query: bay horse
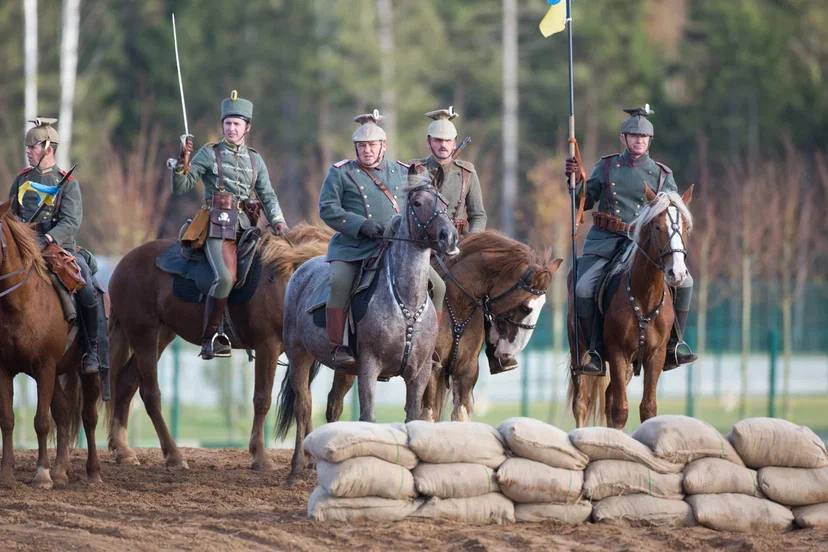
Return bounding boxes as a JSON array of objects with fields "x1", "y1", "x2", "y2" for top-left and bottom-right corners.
[
  {"x1": 275, "y1": 179, "x2": 459, "y2": 481},
  {"x1": 105, "y1": 224, "x2": 331, "y2": 471},
  {"x1": 0, "y1": 202, "x2": 101, "y2": 488},
  {"x1": 324, "y1": 231, "x2": 562, "y2": 423},
  {"x1": 568, "y1": 186, "x2": 693, "y2": 428}
]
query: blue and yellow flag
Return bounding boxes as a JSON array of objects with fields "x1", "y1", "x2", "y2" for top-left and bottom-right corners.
[
  {"x1": 539, "y1": 0, "x2": 566, "y2": 38},
  {"x1": 18, "y1": 180, "x2": 60, "y2": 209}
]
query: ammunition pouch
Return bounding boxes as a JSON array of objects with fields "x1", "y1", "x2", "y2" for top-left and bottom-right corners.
[
  {"x1": 241, "y1": 198, "x2": 262, "y2": 227},
  {"x1": 42, "y1": 242, "x2": 86, "y2": 294},
  {"x1": 593, "y1": 211, "x2": 632, "y2": 235},
  {"x1": 180, "y1": 208, "x2": 210, "y2": 250},
  {"x1": 208, "y1": 191, "x2": 239, "y2": 240}
]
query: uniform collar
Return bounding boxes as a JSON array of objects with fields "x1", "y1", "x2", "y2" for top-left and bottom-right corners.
[
  {"x1": 620, "y1": 150, "x2": 650, "y2": 167},
  {"x1": 30, "y1": 164, "x2": 58, "y2": 175},
  {"x1": 358, "y1": 158, "x2": 387, "y2": 172},
  {"x1": 427, "y1": 154, "x2": 453, "y2": 170},
  {"x1": 220, "y1": 139, "x2": 247, "y2": 153}
]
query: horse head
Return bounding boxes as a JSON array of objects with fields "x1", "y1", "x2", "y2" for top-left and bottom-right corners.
[
  {"x1": 637, "y1": 185, "x2": 694, "y2": 287},
  {"x1": 403, "y1": 173, "x2": 459, "y2": 256}
]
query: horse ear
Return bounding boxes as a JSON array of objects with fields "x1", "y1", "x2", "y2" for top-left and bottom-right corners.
[
  {"x1": 644, "y1": 185, "x2": 657, "y2": 203},
  {"x1": 550, "y1": 257, "x2": 564, "y2": 272},
  {"x1": 681, "y1": 183, "x2": 695, "y2": 206}
]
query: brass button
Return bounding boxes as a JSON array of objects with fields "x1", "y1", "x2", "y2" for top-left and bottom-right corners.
[
  {"x1": 615, "y1": 209, "x2": 620, "y2": 214},
  {"x1": 363, "y1": 194, "x2": 368, "y2": 199},
  {"x1": 368, "y1": 214, "x2": 372, "y2": 218},
  {"x1": 610, "y1": 182, "x2": 616, "y2": 187}
]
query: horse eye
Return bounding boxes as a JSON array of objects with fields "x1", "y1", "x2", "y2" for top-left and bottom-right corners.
[
  {"x1": 519, "y1": 305, "x2": 532, "y2": 316},
  {"x1": 412, "y1": 200, "x2": 422, "y2": 207}
]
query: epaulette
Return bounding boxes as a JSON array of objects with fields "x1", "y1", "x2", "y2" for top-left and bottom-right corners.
[
  {"x1": 396, "y1": 160, "x2": 410, "y2": 170},
  {"x1": 654, "y1": 160, "x2": 672, "y2": 174},
  {"x1": 333, "y1": 159, "x2": 351, "y2": 168},
  {"x1": 600, "y1": 153, "x2": 619, "y2": 160},
  {"x1": 57, "y1": 168, "x2": 75, "y2": 181},
  {"x1": 17, "y1": 166, "x2": 34, "y2": 177},
  {"x1": 453, "y1": 159, "x2": 475, "y2": 172},
  {"x1": 246, "y1": 146, "x2": 258, "y2": 154}
]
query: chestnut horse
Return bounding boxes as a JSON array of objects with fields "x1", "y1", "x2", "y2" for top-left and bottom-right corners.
[
  {"x1": 324, "y1": 231, "x2": 562, "y2": 423},
  {"x1": 568, "y1": 186, "x2": 693, "y2": 428},
  {"x1": 0, "y1": 202, "x2": 101, "y2": 488},
  {"x1": 105, "y1": 224, "x2": 330, "y2": 471}
]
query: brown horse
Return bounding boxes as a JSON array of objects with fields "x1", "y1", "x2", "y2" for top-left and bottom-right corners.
[
  {"x1": 568, "y1": 186, "x2": 693, "y2": 428},
  {"x1": 105, "y1": 224, "x2": 330, "y2": 470},
  {"x1": 324, "y1": 231, "x2": 563, "y2": 423},
  {"x1": 0, "y1": 202, "x2": 101, "y2": 488}
]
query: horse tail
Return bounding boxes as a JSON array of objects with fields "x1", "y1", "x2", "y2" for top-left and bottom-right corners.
[
  {"x1": 105, "y1": 316, "x2": 132, "y2": 436},
  {"x1": 275, "y1": 358, "x2": 319, "y2": 441},
  {"x1": 55, "y1": 367, "x2": 83, "y2": 445}
]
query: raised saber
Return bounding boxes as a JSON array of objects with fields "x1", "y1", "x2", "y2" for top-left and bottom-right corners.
[{"x1": 171, "y1": 13, "x2": 189, "y2": 137}]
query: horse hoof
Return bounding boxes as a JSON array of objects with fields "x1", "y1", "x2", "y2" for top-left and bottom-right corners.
[
  {"x1": 251, "y1": 458, "x2": 274, "y2": 472},
  {"x1": 0, "y1": 473, "x2": 16, "y2": 488},
  {"x1": 165, "y1": 457, "x2": 189, "y2": 470},
  {"x1": 31, "y1": 467, "x2": 53, "y2": 489},
  {"x1": 113, "y1": 448, "x2": 140, "y2": 466},
  {"x1": 52, "y1": 472, "x2": 69, "y2": 488},
  {"x1": 87, "y1": 472, "x2": 103, "y2": 486}
]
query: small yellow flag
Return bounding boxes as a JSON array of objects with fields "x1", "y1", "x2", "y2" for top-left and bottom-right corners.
[{"x1": 539, "y1": 0, "x2": 567, "y2": 38}]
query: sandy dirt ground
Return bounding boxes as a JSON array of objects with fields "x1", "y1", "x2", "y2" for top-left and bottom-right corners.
[{"x1": 0, "y1": 448, "x2": 825, "y2": 551}]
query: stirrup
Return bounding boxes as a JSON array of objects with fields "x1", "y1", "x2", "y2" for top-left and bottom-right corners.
[
  {"x1": 664, "y1": 340, "x2": 696, "y2": 371},
  {"x1": 211, "y1": 332, "x2": 232, "y2": 358},
  {"x1": 576, "y1": 349, "x2": 605, "y2": 376},
  {"x1": 331, "y1": 345, "x2": 357, "y2": 371}
]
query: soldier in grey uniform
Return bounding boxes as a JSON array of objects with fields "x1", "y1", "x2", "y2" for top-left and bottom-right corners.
[
  {"x1": 565, "y1": 105, "x2": 696, "y2": 374},
  {"x1": 319, "y1": 110, "x2": 408, "y2": 369},
  {"x1": 171, "y1": 90, "x2": 288, "y2": 359},
  {"x1": 9, "y1": 118, "x2": 107, "y2": 375}
]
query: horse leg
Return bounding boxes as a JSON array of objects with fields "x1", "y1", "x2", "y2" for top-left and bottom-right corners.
[
  {"x1": 358, "y1": 361, "x2": 381, "y2": 423},
  {"x1": 404, "y1": 360, "x2": 431, "y2": 423},
  {"x1": 0, "y1": 370, "x2": 15, "y2": 488},
  {"x1": 326, "y1": 372, "x2": 355, "y2": 423},
  {"x1": 249, "y1": 345, "x2": 277, "y2": 471},
  {"x1": 287, "y1": 352, "x2": 314, "y2": 484},
  {"x1": 604, "y1": 349, "x2": 629, "y2": 430},
  {"x1": 571, "y1": 374, "x2": 590, "y2": 428},
  {"x1": 31, "y1": 371, "x2": 56, "y2": 489},
  {"x1": 450, "y1": 363, "x2": 479, "y2": 422},
  {"x1": 109, "y1": 354, "x2": 141, "y2": 465},
  {"x1": 134, "y1": 344, "x2": 186, "y2": 469},
  {"x1": 640, "y1": 351, "x2": 665, "y2": 422},
  {"x1": 49, "y1": 379, "x2": 71, "y2": 487},
  {"x1": 81, "y1": 373, "x2": 102, "y2": 484}
]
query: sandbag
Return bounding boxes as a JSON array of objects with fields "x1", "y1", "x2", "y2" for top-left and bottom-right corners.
[
  {"x1": 317, "y1": 457, "x2": 416, "y2": 499},
  {"x1": 682, "y1": 457, "x2": 762, "y2": 497},
  {"x1": 727, "y1": 417, "x2": 828, "y2": 469},
  {"x1": 592, "y1": 494, "x2": 695, "y2": 527},
  {"x1": 631, "y1": 415, "x2": 744, "y2": 465},
  {"x1": 514, "y1": 501, "x2": 593, "y2": 524},
  {"x1": 496, "y1": 457, "x2": 583, "y2": 504},
  {"x1": 792, "y1": 503, "x2": 828, "y2": 529},
  {"x1": 406, "y1": 421, "x2": 506, "y2": 469},
  {"x1": 413, "y1": 462, "x2": 499, "y2": 498},
  {"x1": 583, "y1": 460, "x2": 683, "y2": 501},
  {"x1": 569, "y1": 427, "x2": 683, "y2": 474},
  {"x1": 758, "y1": 466, "x2": 828, "y2": 506},
  {"x1": 497, "y1": 417, "x2": 588, "y2": 469},
  {"x1": 307, "y1": 487, "x2": 421, "y2": 522},
  {"x1": 414, "y1": 493, "x2": 515, "y2": 524},
  {"x1": 304, "y1": 422, "x2": 417, "y2": 469},
  {"x1": 687, "y1": 493, "x2": 794, "y2": 533}
]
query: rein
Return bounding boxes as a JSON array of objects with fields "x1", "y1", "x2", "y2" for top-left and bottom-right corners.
[{"x1": 0, "y1": 218, "x2": 34, "y2": 300}]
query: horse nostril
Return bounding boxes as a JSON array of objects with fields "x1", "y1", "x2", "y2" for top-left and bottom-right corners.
[{"x1": 439, "y1": 229, "x2": 448, "y2": 242}]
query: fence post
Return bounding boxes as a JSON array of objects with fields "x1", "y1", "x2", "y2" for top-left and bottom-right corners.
[
  {"x1": 685, "y1": 322, "x2": 696, "y2": 417},
  {"x1": 521, "y1": 353, "x2": 530, "y2": 417},
  {"x1": 768, "y1": 330, "x2": 778, "y2": 418},
  {"x1": 171, "y1": 337, "x2": 181, "y2": 440}
]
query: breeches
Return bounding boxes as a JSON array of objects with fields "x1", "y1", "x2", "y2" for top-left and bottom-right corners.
[
  {"x1": 73, "y1": 253, "x2": 98, "y2": 310},
  {"x1": 328, "y1": 260, "x2": 360, "y2": 309},
  {"x1": 428, "y1": 265, "x2": 446, "y2": 312},
  {"x1": 205, "y1": 237, "x2": 236, "y2": 299}
]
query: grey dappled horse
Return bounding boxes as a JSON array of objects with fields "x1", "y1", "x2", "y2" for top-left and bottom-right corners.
[{"x1": 276, "y1": 180, "x2": 459, "y2": 480}]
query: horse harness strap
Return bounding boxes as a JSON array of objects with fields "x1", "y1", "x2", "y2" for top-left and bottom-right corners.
[
  {"x1": 626, "y1": 269, "x2": 665, "y2": 358},
  {"x1": 387, "y1": 260, "x2": 428, "y2": 372}
]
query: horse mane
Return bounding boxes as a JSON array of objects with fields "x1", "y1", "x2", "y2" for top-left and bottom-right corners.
[
  {"x1": 454, "y1": 230, "x2": 558, "y2": 291},
  {"x1": 612, "y1": 191, "x2": 693, "y2": 276},
  {"x1": 258, "y1": 222, "x2": 333, "y2": 279},
  {"x1": 0, "y1": 211, "x2": 48, "y2": 279}
]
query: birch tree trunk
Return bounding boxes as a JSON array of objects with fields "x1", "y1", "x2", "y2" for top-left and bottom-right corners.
[
  {"x1": 500, "y1": 0, "x2": 518, "y2": 237},
  {"x1": 24, "y1": 0, "x2": 38, "y2": 163},
  {"x1": 377, "y1": 0, "x2": 397, "y2": 159},
  {"x1": 58, "y1": 0, "x2": 80, "y2": 169}
]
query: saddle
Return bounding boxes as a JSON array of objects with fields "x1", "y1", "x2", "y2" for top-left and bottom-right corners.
[
  {"x1": 308, "y1": 250, "x2": 386, "y2": 328},
  {"x1": 155, "y1": 226, "x2": 263, "y2": 304}
]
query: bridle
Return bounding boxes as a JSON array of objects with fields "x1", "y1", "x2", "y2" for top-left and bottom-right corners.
[
  {"x1": 403, "y1": 183, "x2": 450, "y2": 246},
  {"x1": 434, "y1": 254, "x2": 546, "y2": 375},
  {"x1": 633, "y1": 201, "x2": 688, "y2": 271},
  {"x1": 0, "y1": 216, "x2": 34, "y2": 300}
]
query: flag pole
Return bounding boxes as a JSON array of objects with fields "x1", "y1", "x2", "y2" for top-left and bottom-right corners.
[{"x1": 565, "y1": 0, "x2": 580, "y2": 362}]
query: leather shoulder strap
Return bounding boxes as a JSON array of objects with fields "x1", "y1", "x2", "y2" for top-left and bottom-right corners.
[
  {"x1": 454, "y1": 167, "x2": 471, "y2": 219},
  {"x1": 213, "y1": 144, "x2": 224, "y2": 190},
  {"x1": 363, "y1": 169, "x2": 400, "y2": 214},
  {"x1": 654, "y1": 160, "x2": 671, "y2": 194}
]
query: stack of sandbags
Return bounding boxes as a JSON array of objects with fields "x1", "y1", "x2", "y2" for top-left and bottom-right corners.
[
  {"x1": 496, "y1": 418, "x2": 592, "y2": 524},
  {"x1": 407, "y1": 420, "x2": 514, "y2": 523},
  {"x1": 729, "y1": 418, "x2": 828, "y2": 530},
  {"x1": 304, "y1": 422, "x2": 421, "y2": 521},
  {"x1": 569, "y1": 426, "x2": 692, "y2": 527}
]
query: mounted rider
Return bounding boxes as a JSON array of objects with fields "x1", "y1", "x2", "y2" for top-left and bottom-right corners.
[
  {"x1": 8, "y1": 117, "x2": 108, "y2": 377},
  {"x1": 565, "y1": 105, "x2": 696, "y2": 375},
  {"x1": 319, "y1": 109, "x2": 408, "y2": 370},
  {"x1": 170, "y1": 90, "x2": 288, "y2": 360}
]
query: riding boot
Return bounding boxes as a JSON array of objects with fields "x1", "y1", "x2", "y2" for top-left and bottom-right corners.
[
  {"x1": 664, "y1": 309, "x2": 697, "y2": 371},
  {"x1": 575, "y1": 297, "x2": 604, "y2": 375},
  {"x1": 79, "y1": 301, "x2": 101, "y2": 375},
  {"x1": 326, "y1": 307, "x2": 357, "y2": 371},
  {"x1": 200, "y1": 296, "x2": 231, "y2": 360}
]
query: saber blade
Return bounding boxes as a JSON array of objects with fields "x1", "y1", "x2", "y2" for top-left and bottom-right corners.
[{"x1": 172, "y1": 13, "x2": 189, "y2": 137}]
